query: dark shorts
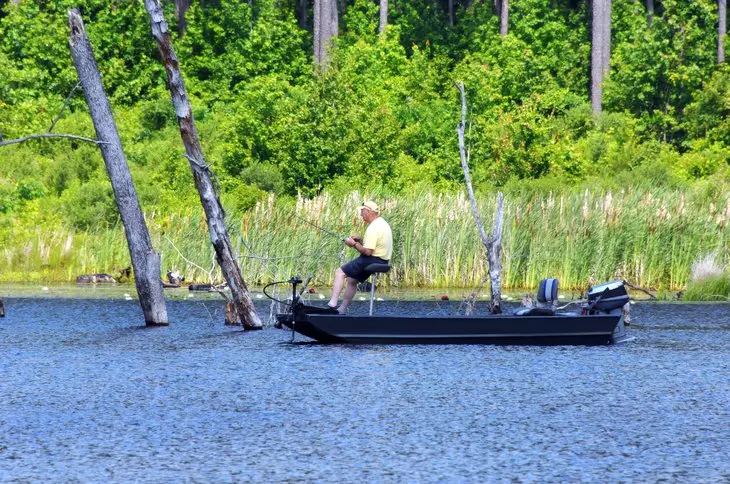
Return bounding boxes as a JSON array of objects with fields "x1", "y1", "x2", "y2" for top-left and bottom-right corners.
[{"x1": 341, "y1": 255, "x2": 389, "y2": 282}]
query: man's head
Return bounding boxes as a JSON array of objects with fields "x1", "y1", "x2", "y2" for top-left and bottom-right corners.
[{"x1": 359, "y1": 200, "x2": 380, "y2": 222}]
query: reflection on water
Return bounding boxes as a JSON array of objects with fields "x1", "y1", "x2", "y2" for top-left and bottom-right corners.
[{"x1": 0, "y1": 297, "x2": 728, "y2": 481}]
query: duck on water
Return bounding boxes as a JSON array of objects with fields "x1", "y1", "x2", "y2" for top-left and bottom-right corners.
[{"x1": 270, "y1": 276, "x2": 633, "y2": 346}]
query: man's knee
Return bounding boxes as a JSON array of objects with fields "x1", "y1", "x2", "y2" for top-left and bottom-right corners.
[
  {"x1": 346, "y1": 277, "x2": 358, "y2": 286},
  {"x1": 335, "y1": 267, "x2": 345, "y2": 277}
]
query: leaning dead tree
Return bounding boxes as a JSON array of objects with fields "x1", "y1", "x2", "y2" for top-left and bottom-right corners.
[
  {"x1": 455, "y1": 82, "x2": 505, "y2": 314},
  {"x1": 143, "y1": 0, "x2": 262, "y2": 329},
  {"x1": 68, "y1": 9, "x2": 168, "y2": 326}
]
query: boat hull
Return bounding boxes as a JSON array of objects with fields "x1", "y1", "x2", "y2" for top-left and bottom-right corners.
[{"x1": 279, "y1": 313, "x2": 622, "y2": 345}]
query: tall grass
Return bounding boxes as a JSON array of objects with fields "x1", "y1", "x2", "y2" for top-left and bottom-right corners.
[{"x1": 3, "y1": 187, "x2": 729, "y2": 290}]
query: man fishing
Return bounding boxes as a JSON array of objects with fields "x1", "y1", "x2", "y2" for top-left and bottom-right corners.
[{"x1": 328, "y1": 201, "x2": 393, "y2": 314}]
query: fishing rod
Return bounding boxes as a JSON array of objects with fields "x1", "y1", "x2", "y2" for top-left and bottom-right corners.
[{"x1": 289, "y1": 210, "x2": 347, "y2": 242}]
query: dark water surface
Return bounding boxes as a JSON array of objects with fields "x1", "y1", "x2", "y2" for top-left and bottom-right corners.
[{"x1": 0, "y1": 297, "x2": 728, "y2": 482}]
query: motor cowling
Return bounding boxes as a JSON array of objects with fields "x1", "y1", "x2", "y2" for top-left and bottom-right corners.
[{"x1": 588, "y1": 280, "x2": 629, "y2": 312}]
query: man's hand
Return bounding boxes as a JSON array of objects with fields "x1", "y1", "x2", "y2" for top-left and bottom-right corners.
[{"x1": 344, "y1": 237, "x2": 357, "y2": 247}]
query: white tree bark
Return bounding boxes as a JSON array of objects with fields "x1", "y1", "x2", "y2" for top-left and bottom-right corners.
[
  {"x1": 456, "y1": 82, "x2": 504, "y2": 314},
  {"x1": 500, "y1": 0, "x2": 509, "y2": 36},
  {"x1": 143, "y1": 0, "x2": 262, "y2": 329},
  {"x1": 602, "y1": 0, "x2": 612, "y2": 75},
  {"x1": 720, "y1": 0, "x2": 727, "y2": 63},
  {"x1": 314, "y1": 0, "x2": 338, "y2": 67},
  {"x1": 591, "y1": 0, "x2": 606, "y2": 114},
  {"x1": 68, "y1": 9, "x2": 168, "y2": 326},
  {"x1": 379, "y1": 0, "x2": 388, "y2": 34}
]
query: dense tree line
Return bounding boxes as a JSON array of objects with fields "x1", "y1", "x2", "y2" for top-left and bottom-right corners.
[{"x1": 0, "y1": 0, "x2": 728, "y2": 235}]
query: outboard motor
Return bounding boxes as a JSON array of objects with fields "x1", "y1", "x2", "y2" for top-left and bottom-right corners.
[{"x1": 586, "y1": 280, "x2": 631, "y2": 342}]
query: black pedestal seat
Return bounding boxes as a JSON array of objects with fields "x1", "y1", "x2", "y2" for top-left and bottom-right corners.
[{"x1": 364, "y1": 263, "x2": 391, "y2": 315}]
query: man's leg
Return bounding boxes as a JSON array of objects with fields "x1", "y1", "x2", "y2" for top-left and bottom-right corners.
[
  {"x1": 328, "y1": 267, "x2": 346, "y2": 308},
  {"x1": 338, "y1": 277, "x2": 359, "y2": 313}
]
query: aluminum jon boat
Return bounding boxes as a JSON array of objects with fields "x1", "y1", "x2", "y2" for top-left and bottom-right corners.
[{"x1": 272, "y1": 278, "x2": 632, "y2": 345}]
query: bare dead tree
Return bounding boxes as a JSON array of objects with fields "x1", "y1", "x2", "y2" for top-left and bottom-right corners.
[
  {"x1": 603, "y1": 0, "x2": 612, "y2": 75},
  {"x1": 143, "y1": 0, "x2": 262, "y2": 329},
  {"x1": 455, "y1": 82, "x2": 505, "y2": 314},
  {"x1": 379, "y1": 0, "x2": 388, "y2": 34},
  {"x1": 314, "y1": 0, "x2": 338, "y2": 67},
  {"x1": 591, "y1": 0, "x2": 611, "y2": 113},
  {"x1": 500, "y1": 0, "x2": 509, "y2": 36},
  {"x1": 720, "y1": 0, "x2": 727, "y2": 63},
  {"x1": 66, "y1": 9, "x2": 168, "y2": 326}
]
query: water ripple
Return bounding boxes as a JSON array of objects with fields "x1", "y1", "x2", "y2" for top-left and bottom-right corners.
[{"x1": 0, "y1": 298, "x2": 728, "y2": 481}]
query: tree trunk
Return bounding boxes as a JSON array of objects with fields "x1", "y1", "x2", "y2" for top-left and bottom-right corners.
[
  {"x1": 379, "y1": 0, "x2": 388, "y2": 34},
  {"x1": 448, "y1": 0, "x2": 454, "y2": 27},
  {"x1": 646, "y1": 0, "x2": 654, "y2": 26},
  {"x1": 314, "y1": 0, "x2": 322, "y2": 63},
  {"x1": 456, "y1": 82, "x2": 504, "y2": 314},
  {"x1": 298, "y1": 0, "x2": 308, "y2": 29},
  {"x1": 500, "y1": 0, "x2": 509, "y2": 36},
  {"x1": 720, "y1": 0, "x2": 727, "y2": 63},
  {"x1": 0, "y1": 298, "x2": 5, "y2": 317},
  {"x1": 143, "y1": 0, "x2": 262, "y2": 329},
  {"x1": 314, "y1": 0, "x2": 338, "y2": 68},
  {"x1": 603, "y1": 0, "x2": 612, "y2": 75},
  {"x1": 68, "y1": 9, "x2": 168, "y2": 326},
  {"x1": 175, "y1": 0, "x2": 193, "y2": 37},
  {"x1": 591, "y1": 0, "x2": 605, "y2": 114}
]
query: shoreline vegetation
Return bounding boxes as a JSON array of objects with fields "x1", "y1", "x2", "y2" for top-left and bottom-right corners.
[
  {"x1": 1, "y1": 2, "x2": 729, "y2": 302},
  {"x1": 4, "y1": 189, "x2": 729, "y2": 295}
]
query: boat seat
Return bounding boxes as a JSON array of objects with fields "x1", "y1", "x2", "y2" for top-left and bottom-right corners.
[
  {"x1": 514, "y1": 278, "x2": 560, "y2": 316},
  {"x1": 537, "y1": 278, "x2": 559, "y2": 306},
  {"x1": 364, "y1": 263, "x2": 391, "y2": 274},
  {"x1": 364, "y1": 263, "x2": 391, "y2": 315}
]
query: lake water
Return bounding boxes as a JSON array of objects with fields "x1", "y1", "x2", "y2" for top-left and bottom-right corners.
[{"x1": 0, "y1": 292, "x2": 728, "y2": 481}]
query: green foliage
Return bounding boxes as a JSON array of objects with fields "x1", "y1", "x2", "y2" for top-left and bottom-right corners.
[
  {"x1": 0, "y1": 0, "x2": 728, "y2": 287},
  {"x1": 60, "y1": 179, "x2": 119, "y2": 229},
  {"x1": 684, "y1": 274, "x2": 730, "y2": 301}
]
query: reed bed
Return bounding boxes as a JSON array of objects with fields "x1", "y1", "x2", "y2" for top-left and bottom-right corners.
[{"x1": 3, "y1": 188, "x2": 729, "y2": 291}]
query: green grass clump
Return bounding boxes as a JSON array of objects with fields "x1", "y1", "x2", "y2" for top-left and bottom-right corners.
[{"x1": 683, "y1": 274, "x2": 730, "y2": 301}]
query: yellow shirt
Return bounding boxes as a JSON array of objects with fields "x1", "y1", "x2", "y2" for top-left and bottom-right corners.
[{"x1": 362, "y1": 216, "x2": 393, "y2": 261}]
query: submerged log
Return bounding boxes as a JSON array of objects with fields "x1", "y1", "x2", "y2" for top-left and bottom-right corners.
[
  {"x1": 456, "y1": 82, "x2": 504, "y2": 314},
  {"x1": 76, "y1": 273, "x2": 117, "y2": 284},
  {"x1": 68, "y1": 10, "x2": 168, "y2": 326},
  {"x1": 143, "y1": 0, "x2": 261, "y2": 329}
]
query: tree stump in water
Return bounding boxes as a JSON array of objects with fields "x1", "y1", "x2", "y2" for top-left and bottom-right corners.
[
  {"x1": 224, "y1": 301, "x2": 236, "y2": 325},
  {"x1": 0, "y1": 298, "x2": 4, "y2": 317}
]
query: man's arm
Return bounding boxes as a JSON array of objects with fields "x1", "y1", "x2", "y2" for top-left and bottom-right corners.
[{"x1": 345, "y1": 237, "x2": 373, "y2": 256}]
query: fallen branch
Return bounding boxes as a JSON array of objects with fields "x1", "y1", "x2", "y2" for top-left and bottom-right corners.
[
  {"x1": 0, "y1": 132, "x2": 104, "y2": 147},
  {"x1": 623, "y1": 280, "x2": 657, "y2": 299},
  {"x1": 0, "y1": 81, "x2": 104, "y2": 149}
]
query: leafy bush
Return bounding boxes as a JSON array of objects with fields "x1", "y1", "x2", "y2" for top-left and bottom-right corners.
[{"x1": 60, "y1": 180, "x2": 119, "y2": 229}]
